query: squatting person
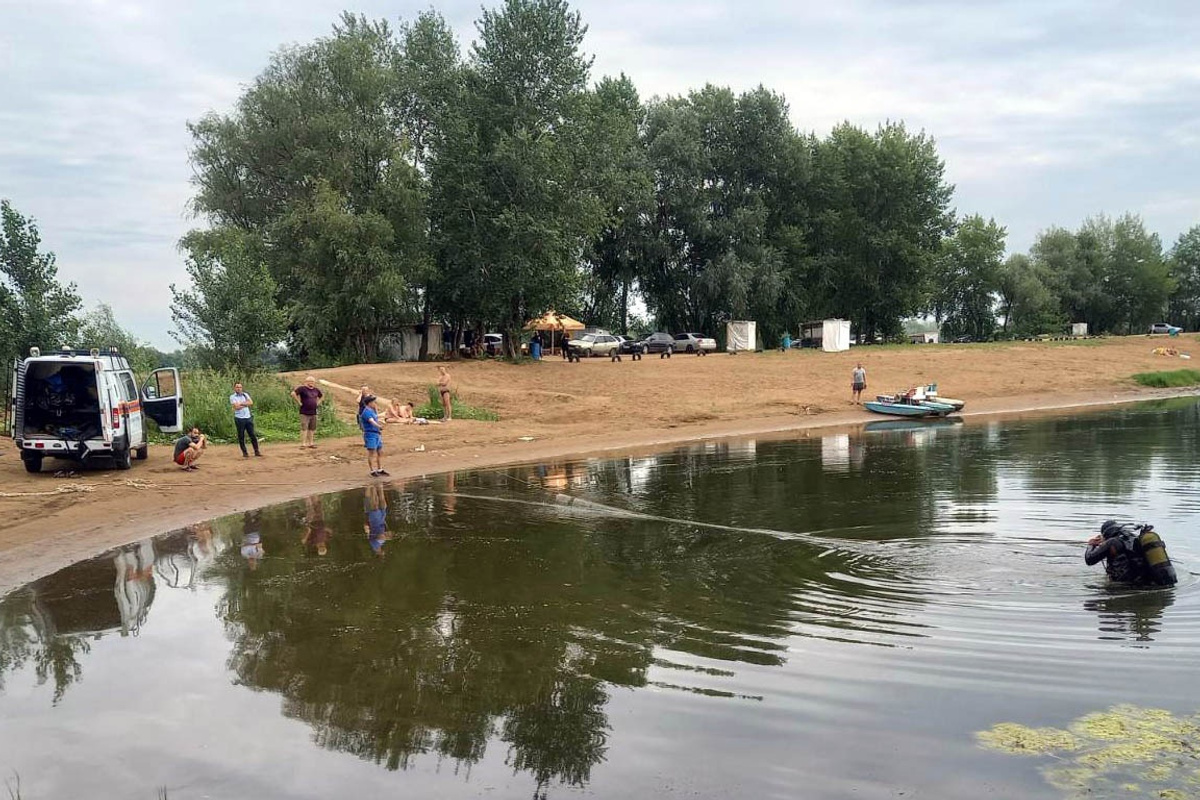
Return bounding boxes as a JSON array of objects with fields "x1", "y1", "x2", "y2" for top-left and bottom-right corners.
[{"x1": 173, "y1": 426, "x2": 207, "y2": 471}]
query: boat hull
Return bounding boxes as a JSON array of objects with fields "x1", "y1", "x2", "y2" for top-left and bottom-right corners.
[{"x1": 864, "y1": 401, "x2": 946, "y2": 418}]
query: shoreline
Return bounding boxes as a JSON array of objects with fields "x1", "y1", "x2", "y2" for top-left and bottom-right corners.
[{"x1": 1, "y1": 384, "x2": 1194, "y2": 596}]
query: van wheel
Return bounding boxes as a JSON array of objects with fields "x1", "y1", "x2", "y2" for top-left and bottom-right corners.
[
  {"x1": 134, "y1": 445, "x2": 148, "y2": 460},
  {"x1": 23, "y1": 454, "x2": 42, "y2": 474},
  {"x1": 114, "y1": 447, "x2": 132, "y2": 470}
]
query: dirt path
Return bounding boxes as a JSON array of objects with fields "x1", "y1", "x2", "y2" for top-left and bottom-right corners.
[{"x1": 1, "y1": 335, "x2": 1195, "y2": 594}]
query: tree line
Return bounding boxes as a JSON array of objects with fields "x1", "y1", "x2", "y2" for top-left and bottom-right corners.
[{"x1": 6, "y1": 0, "x2": 1200, "y2": 373}]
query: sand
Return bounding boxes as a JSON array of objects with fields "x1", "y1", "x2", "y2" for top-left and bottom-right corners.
[{"x1": 1, "y1": 334, "x2": 1196, "y2": 593}]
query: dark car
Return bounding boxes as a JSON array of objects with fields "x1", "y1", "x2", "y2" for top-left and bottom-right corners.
[
  {"x1": 617, "y1": 335, "x2": 645, "y2": 355},
  {"x1": 640, "y1": 332, "x2": 675, "y2": 354}
]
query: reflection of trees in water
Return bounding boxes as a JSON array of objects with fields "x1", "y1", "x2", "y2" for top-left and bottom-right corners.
[
  {"x1": 0, "y1": 528, "x2": 211, "y2": 704},
  {"x1": 204, "y1": 475, "x2": 883, "y2": 792}
]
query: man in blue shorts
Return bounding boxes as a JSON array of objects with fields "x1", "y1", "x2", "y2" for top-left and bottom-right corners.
[{"x1": 360, "y1": 395, "x2": 388, "y2": 477}]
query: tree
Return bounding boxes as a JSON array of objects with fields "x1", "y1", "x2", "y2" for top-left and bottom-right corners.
[
  {"x1": 807, "y1": 123, "x2": 954, "y2": 341},
  {"x1": 76, "y1": 303, "x2": 161, "y2": 373},
  {"x1": 1168, "y1": 225, "x2": 1200, "y2": 331},
  {"x1": 428, "y1": 0, "x2": 604, "y2": 357},
  {"x1": 1106, "y1": 214, "x2": 1170, "y2": 334},
  {"x1": 0, "y1": 199, "x2": 81, "y2": 366},
  {"x1": 996, "y1": 254, "x2": 1062, "y2": 336},
  {"x1": 170, "y1": 228, "x2": 286, "y2": 371},
  {"x1": 187, "y1": 14, "x2": 429, "y2": 363},
  {"x1": 932, "y1": 215, "x2": 1006, "y2": 342}
]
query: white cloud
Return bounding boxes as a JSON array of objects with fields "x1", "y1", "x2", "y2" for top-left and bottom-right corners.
[{"x1": 2, "y1": 0, "x2": 1199, "y2": 347}]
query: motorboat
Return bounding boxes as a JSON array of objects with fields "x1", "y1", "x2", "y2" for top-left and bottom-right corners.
[
  {"x1": 922, "y1": 383, "x2": 965, "y2": 411},
  {"x1": 864, "y1": 396, "x2": 951, "y2": 418}
]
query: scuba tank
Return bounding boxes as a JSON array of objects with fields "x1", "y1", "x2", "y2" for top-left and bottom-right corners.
[{"x1": 1133, "y1": 525, "x2": 1178, "y2": 587}]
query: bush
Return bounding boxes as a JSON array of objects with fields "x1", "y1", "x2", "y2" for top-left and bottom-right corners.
[
  {"x1": 415, "y1": 384, "x2": 499, "y2": 421},
  {"x1": 149, "y1": 370, "x2": 354, "y2": 443},
  {"x1": 1131, "y1": 369, "x2": 1200, "y2": 388}
]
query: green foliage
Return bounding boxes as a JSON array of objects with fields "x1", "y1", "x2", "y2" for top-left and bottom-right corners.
[
  {"x1": 1167, "y1": 225, "x2": 1200, "y2": 331},
  {"x1": 1030, "y1": 214, "x2": 1171, "y2": 335},
  {"x1": 0, "y1": 199, "x2": 82, "y2": 367},
  {"x1": 76, "y1": 303, "x2": 162, "y2": 374},
  {"x1": 171, "y1": 229, "x2": 286, "y2": 371},
  {"x1": 415, "y1": 384, "x2": 499, "y2": 421},
  {"x1": 187, "y1": 13, "x2": 429, "y2": 365},
  {"x1": 996, "y1": 253, "x2": 1064, "y2": 336},
  {"x1": 149, "y1": 370, "x2": 352, "y2": 444},
  {"x1": 932, "y1": 215, "x2": 1007, "y2": 342},
  {"x1": 1131, "y1": 369, "x2": 1200, "y2": 388}
]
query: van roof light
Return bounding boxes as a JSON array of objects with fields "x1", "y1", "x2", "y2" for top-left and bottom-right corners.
[
  {"x1": 30, "y1": 347, "x2": 40, "y2": 357},
  {"x1": 90, "y1": 348, "x2": 100, "y2": 357}
]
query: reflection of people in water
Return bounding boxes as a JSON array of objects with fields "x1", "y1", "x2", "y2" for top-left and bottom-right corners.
[
  {"x1": 1085, "y1": 520, "x2": 1178, "y2": 587},
  {"x1": 302, "y1": 495, "x2": 331, "y2": 556},
  {"x1": 1084, "y1": 588, "x2": 1175, "y2": 644},
  {"x1": 241, "y1": 510, "x2": 264, "y2": 570},
  {"x1": 364, "y1": 484, "x2": 392, "y2": 557}
]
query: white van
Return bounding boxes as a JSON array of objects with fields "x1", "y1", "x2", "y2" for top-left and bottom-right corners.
[{"x1": 9, "y1": 346, "x2": 183, "y2": 473}]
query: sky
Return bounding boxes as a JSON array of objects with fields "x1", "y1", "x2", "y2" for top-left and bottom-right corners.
[{"x1": 2, "y1": 0, "x2": 1199, "y2": 348}]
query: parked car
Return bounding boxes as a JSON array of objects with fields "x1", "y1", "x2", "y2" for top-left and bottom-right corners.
[
  {"x1": 616, "y1": 335, "x2": 645, "y2": 355},
  {"x1": 1148, "y1": 323, "x2": 1183, "y2": 335},
  {"x1": 673, "y1": 332, "x2": 717, "y2": 354},
  {"x1": 567, "y1": 333, "x2": 622, "y2": 358},
  {"x1": 10, "y1": 346, "x2": 183, "y2": 473},
  {"x1": 640, "y1": 332, "x2": 675, "y2": 355}
]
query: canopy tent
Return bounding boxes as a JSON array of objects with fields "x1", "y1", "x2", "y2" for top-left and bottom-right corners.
[{"x1": 524, "y1": 312, "x2": 586, "y2": 355}]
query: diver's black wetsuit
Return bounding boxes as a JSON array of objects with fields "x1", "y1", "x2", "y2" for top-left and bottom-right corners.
[
  {"x1": 1085, "y1": 535, "x2": 1151, "y2": 585},
  {"x1": 1085, "y1": 525, "x2": 1177, "y2": 587}
]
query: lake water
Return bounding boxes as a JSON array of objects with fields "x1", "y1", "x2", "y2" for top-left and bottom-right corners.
[{"x1": 1, "y1": 399, "x2": 1198, "y2": 799}]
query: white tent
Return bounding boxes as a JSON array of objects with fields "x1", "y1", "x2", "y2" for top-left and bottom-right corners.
[
  {"x1": 725, "y1": 320, "x2": 756, "y2": 353},
  {"x1": 821, "y1": 319, "x2": 851, "y2": 352}
]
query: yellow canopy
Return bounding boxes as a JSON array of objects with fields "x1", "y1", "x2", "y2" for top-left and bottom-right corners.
[{"x1": 524, "y1": 311, "x2": 585, "y2": 331}]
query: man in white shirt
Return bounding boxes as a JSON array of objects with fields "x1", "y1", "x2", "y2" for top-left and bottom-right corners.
[{"x1": 230, "y1": 382, "x2": 262, "y2": 458}]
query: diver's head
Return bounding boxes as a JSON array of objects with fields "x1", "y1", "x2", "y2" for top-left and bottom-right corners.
[{"x1": 1100, "y1": 520, "x2": 1124, "y2": 539}]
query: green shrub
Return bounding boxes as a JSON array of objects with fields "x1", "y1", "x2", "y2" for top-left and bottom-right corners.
[
  {"x1": 149, "y1": 370, "x2": 354, "y2": 443},
  {"x1": 1131, "y1": 369, "x2": 1200, "y2": 388},
  {"x1": 415, "y1": 384, "x2": 500, "y2": 421}
]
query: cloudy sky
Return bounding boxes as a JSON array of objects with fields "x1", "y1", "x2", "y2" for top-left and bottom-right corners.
[{"x1": 2, "y1": 0, "x2": 1199, "y2": 348}]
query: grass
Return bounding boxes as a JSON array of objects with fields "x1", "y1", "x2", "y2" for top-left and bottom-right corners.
[
  {"x1": 415, "y1": 384, "x2": 500, "y2": 421},
  {"x1": 148, "y1": 370, "x2": 355, "y2": 444},
  {"x1": 1131, "y1": 369, "x2": 1200, "y2": 388}
]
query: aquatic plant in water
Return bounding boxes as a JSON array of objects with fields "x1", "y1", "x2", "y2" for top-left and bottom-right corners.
[{"x1": 976, "y1": 704, "x2": 1200, "y2": 798}]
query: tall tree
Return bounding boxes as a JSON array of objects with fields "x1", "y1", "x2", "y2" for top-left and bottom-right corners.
[
  {"x1": 0, "y1": 200, "x2": 81, "y2": 365},
  {"x1": 428, "y1": 0, "x2": 604, "y2": 356},
  {"x1": 187, "y1": 14, "x2": 428, "y2": 364},
  {"x1": 170, "y1": 228, "x2": 286, "y2": 371},
  {"x1": 76, "y1": 304, "x2": 159, "y2": 373},
  {"x1": 996, "y1": 254, "x2": 1062, "y2": 336},
  {"x1": 808, "y1": 123, "x2": 954, "y2": 341},
  {"x1": 1167, "y1": 225, "x2": 1200, "y2": 331},
  {"x1": 932, "y1": 215, "x2": 1007, "y2": 342},
  {"x1": 1106, "y1": 213, "x2": 1170, "y2": 334}
]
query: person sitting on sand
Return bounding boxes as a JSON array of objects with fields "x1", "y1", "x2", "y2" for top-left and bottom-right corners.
[
  {"x1": 173, "y1": 427, "x2": 206, "y2": 471},
  {"x1": 383, "y1": 399, "x2": 406, "y2": 423}
]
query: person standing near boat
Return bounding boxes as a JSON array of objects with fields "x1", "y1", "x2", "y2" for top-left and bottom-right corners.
[{"x1": 851, "y1": 363, "x2": 867, "y2": 404}]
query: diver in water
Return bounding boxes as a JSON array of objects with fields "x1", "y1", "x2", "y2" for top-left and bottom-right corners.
[{"x1": 1085, "y1": 520, "x2": 1177, "y2": 587}]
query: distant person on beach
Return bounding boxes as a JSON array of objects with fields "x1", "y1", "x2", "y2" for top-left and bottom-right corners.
[
  {"x1": 1085, "y1": 521, "x2": 1177, "y2": 587},
  {"x1": 385, "y1": 400, "x2": 431, "y2": 425},
  {"x1": 229, "y1": 382, "x2": 262, "y2": 458},
  {"x1": 851, "y1": 363, "x2": 867, "y2": 404},
  {"x1": 173, "y1": 427, "x2": 206, "y2": 471},
  {"x1": 437, "y1": 366, "x2": 453, "y2": 421},
  {"x1": 360, "y1": 394, "x2": 388, "y2": 477},
  {"x1": 292, "y1": 376, "x2": 324, "y2": 448}
]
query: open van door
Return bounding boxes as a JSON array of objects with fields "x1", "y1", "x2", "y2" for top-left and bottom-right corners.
[{"x1": 141, "y1": 368, "x2": 183, "y2": 433}]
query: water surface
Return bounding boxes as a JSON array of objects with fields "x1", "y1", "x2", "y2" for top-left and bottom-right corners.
[{"x1": 1, "y1": 399, "x2": 1198, "y2": 798}]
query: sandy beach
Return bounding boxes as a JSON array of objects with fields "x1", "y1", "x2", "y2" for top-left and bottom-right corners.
[{"x1": 1, "y1": 334, "x2": 1196, "y2": 593}]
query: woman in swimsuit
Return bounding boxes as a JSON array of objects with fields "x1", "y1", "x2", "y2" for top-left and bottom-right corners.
[{"x1": 437, "y1": 366, "x2": 453, "y2": 421}]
